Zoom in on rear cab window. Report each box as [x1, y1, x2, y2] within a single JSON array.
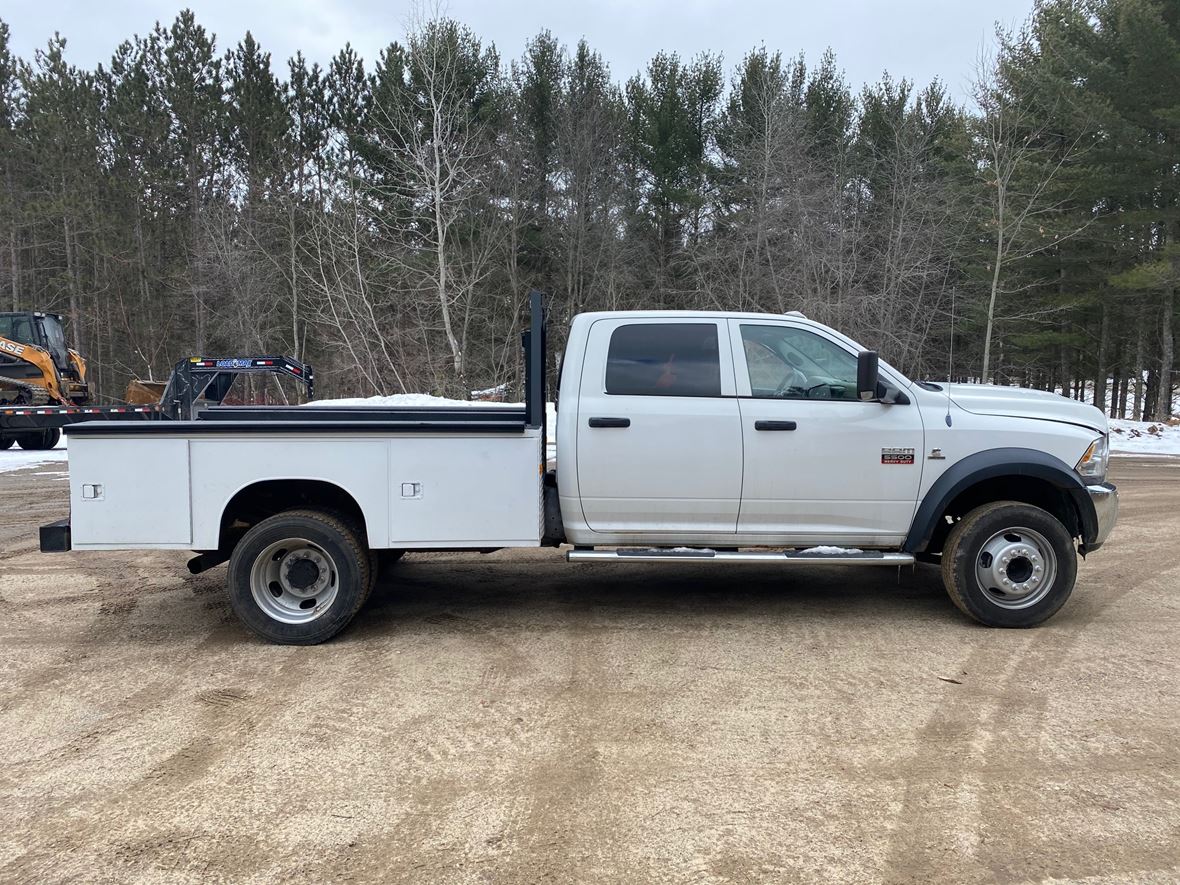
[[606, 323, 722, 397]]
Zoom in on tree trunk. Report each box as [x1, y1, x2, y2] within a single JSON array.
[[62, 212, 81, 353], [289, 202, 300, 362], [8, 229, 17, 311], [1156, 277, 1175, 420], [1094, 300, 1110, 412], [981, 191, 1004, 382], [1133, 316, 1146, 421]]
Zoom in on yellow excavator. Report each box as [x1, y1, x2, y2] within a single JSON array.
[[0, 311, 89, 408]]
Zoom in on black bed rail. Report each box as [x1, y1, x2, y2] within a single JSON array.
[[198, 405, 526, 424]]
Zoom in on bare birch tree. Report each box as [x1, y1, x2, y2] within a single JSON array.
[[972, 50, 1089, 382]]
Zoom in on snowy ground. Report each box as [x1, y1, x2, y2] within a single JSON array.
[[304, 393, 518, 409], [1108, 419, 1180, 456], [0, 435, 68, 475]]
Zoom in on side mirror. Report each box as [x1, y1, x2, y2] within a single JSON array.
[[857, 351, 879, 401]]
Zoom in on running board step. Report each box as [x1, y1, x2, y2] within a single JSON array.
[[566, 548, 914, 566]]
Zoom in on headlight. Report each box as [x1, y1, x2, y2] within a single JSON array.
[[1076, 434, 1109, 483]]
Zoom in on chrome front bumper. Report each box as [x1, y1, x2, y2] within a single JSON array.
[[1086, 483, 1119, 551]]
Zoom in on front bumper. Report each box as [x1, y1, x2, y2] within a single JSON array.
[[1085, 483, 1118, 551]]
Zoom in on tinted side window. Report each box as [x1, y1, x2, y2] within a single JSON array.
[[740, 324, 859, 400], [606, 323, 721, 397]]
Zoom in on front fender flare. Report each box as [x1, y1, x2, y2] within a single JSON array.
[[903, 447, 1097, 554]]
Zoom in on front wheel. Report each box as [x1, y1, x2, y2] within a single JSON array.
[[941, 501, 1077, 627], [227, 509, 371, 644]]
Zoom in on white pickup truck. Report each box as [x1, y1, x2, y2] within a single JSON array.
[[41, 293, 1118, 644]]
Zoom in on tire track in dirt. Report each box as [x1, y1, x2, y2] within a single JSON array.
[[2, 644, 322, 883], [878, 483, 1179, 884]]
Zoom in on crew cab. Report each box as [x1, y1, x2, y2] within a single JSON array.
[[40, 293, 1118, 643]]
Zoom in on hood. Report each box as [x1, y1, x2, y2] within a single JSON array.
[[946, 383, 1107, 433]]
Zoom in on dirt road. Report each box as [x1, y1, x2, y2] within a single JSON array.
[[1, 458, 1178, 883]]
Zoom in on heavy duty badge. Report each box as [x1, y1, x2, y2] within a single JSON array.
[[881, 447, 915, 465]]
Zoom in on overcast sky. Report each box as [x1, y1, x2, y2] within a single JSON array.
[[4, 0, 1036, 101]]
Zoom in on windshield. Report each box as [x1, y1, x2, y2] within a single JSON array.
[[38, 316, 70, 368], [0, 314, 36, 344]]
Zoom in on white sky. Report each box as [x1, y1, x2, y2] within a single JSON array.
[[4, 0, 1035, 101]]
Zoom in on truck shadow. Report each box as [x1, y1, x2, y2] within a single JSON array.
[[352, 556, 962, 638]]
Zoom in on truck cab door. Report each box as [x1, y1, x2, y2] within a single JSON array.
[[574, 318, 742, 534], [728, 319, 925, 546]]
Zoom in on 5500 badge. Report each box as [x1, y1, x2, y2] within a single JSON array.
[[881, 447, 915, 465]]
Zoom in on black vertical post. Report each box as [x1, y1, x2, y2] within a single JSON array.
[[525, 289, 546, 434]]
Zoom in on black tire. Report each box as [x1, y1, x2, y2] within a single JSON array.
[[311, 507, 378, 603], [368, 549, 406, 593], [227, 508, 372, 645], [941, 500, 1077, 627], [16, 428, 61, 450], [0, 435, 13, 450], [379, 549, 406, 568]]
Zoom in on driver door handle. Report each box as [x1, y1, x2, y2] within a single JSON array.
[[754, 420, 797, 431]]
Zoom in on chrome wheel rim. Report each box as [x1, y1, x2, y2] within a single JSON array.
[[974, 526, 1057, 610], [250, 537, 339, 624]]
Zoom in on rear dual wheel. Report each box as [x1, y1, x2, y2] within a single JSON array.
[[228, 509, 373, 645], [14, 428, 60, 450], [941, 501, 1077, 627]]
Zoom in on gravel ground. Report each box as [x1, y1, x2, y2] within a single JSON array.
[[0, 457, 1178, 884]]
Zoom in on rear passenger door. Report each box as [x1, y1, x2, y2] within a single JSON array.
[[575, 319, 743, 534]]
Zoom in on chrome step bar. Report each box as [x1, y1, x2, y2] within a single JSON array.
[[566, 548, 915, 566]]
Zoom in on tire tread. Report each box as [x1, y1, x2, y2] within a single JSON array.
[[227, 507, 371, 645]]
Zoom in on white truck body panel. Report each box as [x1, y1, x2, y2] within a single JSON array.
[[67, 430, 543, 551], [555, 309, 1107, 549], [69, 437, 193, 547]]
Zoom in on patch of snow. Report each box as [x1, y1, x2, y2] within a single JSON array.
[[305, 393, 519, 409], [1108, 419, 1180, 457], [798, 546, 865, 555], [470, 383, 509, 399], [670, 547, 716, 553], [0, 434, 68, 474]]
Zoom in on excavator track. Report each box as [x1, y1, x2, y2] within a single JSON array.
[[0, 374, 53, 406]]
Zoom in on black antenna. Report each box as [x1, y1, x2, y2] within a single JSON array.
[[945, 286, 954, 427]]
